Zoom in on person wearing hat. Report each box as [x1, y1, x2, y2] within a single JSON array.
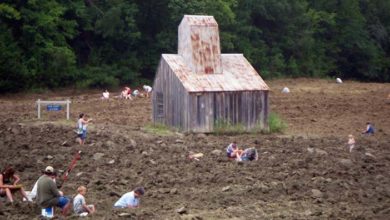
[[36, 166, 71, 216], [30, 169, 58, 201], [114, 187, 145, 208]]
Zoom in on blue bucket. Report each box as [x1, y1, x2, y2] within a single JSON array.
[[41, 207, 54, 218]]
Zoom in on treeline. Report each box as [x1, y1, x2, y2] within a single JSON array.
[[1, 0, 389, 92]]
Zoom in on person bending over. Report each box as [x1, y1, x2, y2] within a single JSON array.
[[362, 122, 374, 135], [0, 166, 30, 202], [236, 147, 258, 162], [114, 187, 145, 209]]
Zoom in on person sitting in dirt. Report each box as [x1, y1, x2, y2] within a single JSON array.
[[102, 90, 110, 99], [362, 122, 375, 135], [77, 113, 93, 145], [73, 186, 95, 215], [114, 187, 145, 209], [36, 166, 71, 216], [132, 89, 140, 97], [236, 147, 258, 162], [347, 134, 356, 152], [143, 85, 152, 98], [226, 141, 243, 159], [30, 170, 58, 201], [0, 166, 30, 203]]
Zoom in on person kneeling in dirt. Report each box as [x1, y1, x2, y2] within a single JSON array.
[[132, 89, 140, 97], [0, 166, 30, 203], [226, 141, 243, 159], [102, 90, 110, 100], [121, 87, 132, 100], [362, 122, 375, 135], [114, 187, 145, 209], [73, 186, 95, 215], [236, 147, 258, 162], [36, 166, 71, 216]]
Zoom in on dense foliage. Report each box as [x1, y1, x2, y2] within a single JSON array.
[[1, 0, 389, 92]]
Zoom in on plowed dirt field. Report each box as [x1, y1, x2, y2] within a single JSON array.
[[0, 79, 389, 219]]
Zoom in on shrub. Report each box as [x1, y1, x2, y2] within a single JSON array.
[[268, 112, 287, 133], [143, 123, 175, 136], [214, 119, 246, 135]]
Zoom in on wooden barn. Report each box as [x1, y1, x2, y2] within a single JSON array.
[[152, 15, 269, 133]]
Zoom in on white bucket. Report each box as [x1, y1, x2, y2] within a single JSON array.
[[41, 207, 54, 218]]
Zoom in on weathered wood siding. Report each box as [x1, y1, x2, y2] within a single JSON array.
[[187, 91, 268, 132], [152, 58, 188, 129]]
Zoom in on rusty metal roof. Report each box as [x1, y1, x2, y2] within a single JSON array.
[[162, 54, 269, 92]]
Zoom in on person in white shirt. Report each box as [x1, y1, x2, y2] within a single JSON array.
[[143, 85, 152, 98], [102, 90, 110, 99], [347, 134, 356, 152], [114, 187, 145, 208]]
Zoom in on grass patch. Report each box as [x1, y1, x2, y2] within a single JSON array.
[[143, 123, 175, 136], [268, 112, 287, 133], [213, 119, 246, 135]]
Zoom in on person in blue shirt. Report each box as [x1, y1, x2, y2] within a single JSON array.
[[114, 187, 145, 208], [362, 122, 374, 135]]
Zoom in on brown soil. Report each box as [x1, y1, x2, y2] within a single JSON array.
[[0, 78, 389, 219]]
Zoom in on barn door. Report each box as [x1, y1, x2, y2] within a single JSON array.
[[196, 94, 206, 128]]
